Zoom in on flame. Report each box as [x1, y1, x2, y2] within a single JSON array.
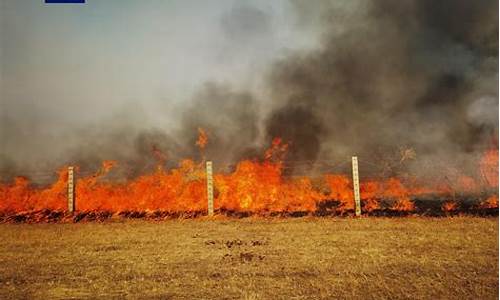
[[325, 175, 354, 211], [215, 160, 320, 212], [391, 198, 415, 212], [0, 169, 67, 213], [480, 149, 499, 187], [196, 127, 208, 150], [264, 138, 288, 162], [0, 136, 498, 216], [441, 201, 458, 212], [479, 195, 499, 209], [101, 160, 117, 174]]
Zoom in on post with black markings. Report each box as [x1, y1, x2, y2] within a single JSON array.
[[206, 161, 214, 216], [67, 166, 75, 213], [351, 157, 361, 216]]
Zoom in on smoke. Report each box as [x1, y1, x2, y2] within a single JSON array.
[[175, 82, 261, 167], [0, 0, 498, 183], [262, 0, 498, 177], [220, 3, 272, 43]]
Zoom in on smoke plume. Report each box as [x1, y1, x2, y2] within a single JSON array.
[[264, 0, 497, 172], [1, 0, 498, 183]]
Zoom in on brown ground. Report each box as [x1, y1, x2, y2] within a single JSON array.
[[0, 217, 497, 299]]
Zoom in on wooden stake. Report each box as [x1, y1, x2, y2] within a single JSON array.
[[206, 161, 214, 216], [351, 157, 361, 216], [67, 166, 75, 213]]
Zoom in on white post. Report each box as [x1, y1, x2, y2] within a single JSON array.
[[67, 166, 75, 213], [351, 157, 361, 217], [206, 161, 214, 216]]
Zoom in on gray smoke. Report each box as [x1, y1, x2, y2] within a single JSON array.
[[1, 0, 498, 184], [262, 0, 498, 178]]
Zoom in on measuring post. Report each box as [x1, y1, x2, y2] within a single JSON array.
[[67, 166, 75, 213], [351, 157, 361, 216], [206, 161, 214, 216]]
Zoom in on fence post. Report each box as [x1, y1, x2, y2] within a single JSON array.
[[351, 157, 361, 216], [206, 161, 214, 216], [67, 166, 75, 213]]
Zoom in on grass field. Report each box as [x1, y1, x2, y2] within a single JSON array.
[[0, 217, 497, 299]]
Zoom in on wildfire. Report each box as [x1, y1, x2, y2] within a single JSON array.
[[264, 137, 288, 162], [0, 134, 498, 217], [479, 195, 499, 209], [196, 127, 208, 150], [480, 149, 499, 187], [441, 201, 458, 212], [391, 198, 416, 212]]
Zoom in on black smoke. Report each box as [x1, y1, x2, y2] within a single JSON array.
[[262, 0, 498, 177]]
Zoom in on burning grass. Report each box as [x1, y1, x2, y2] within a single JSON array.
[[0, 202, 498, 224], [0, 138, 497, 218], [0, 158, 497, 218], [0, 217, 497, 299]]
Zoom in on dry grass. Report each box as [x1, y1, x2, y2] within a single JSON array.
[[0, 217, 497, 299]]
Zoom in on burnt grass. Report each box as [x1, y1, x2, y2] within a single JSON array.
[[0, 195, 497, 223], [0, 217, 497, 299]]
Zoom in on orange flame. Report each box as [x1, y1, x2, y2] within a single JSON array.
[[0, 137, 498, 216], [196, 127, 208, 150], [480, 149, 499, 187], [441, 201, 458, 212], [479, 195, 499, 209], [264, 138, 288, 162], [325, 175, 354, 211]]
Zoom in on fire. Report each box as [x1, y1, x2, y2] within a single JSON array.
[[216, 161, 320, 212], [102, 160, 117, 172], [264, 138, 288, 162], [378, 178, 415, 212], [479, 195, 499, 209], [0, 135, 498, 217], [75, 159, 207, 212], [441, 201, 458, 212], [216, 139, 318, 213], [391, 198, 415, 212], [0, 169, 67, 212], [196, 127, 208, 150], [325, 175, 354, 211], [359, 181, 381, 212], [480, 149, 499, 187]]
